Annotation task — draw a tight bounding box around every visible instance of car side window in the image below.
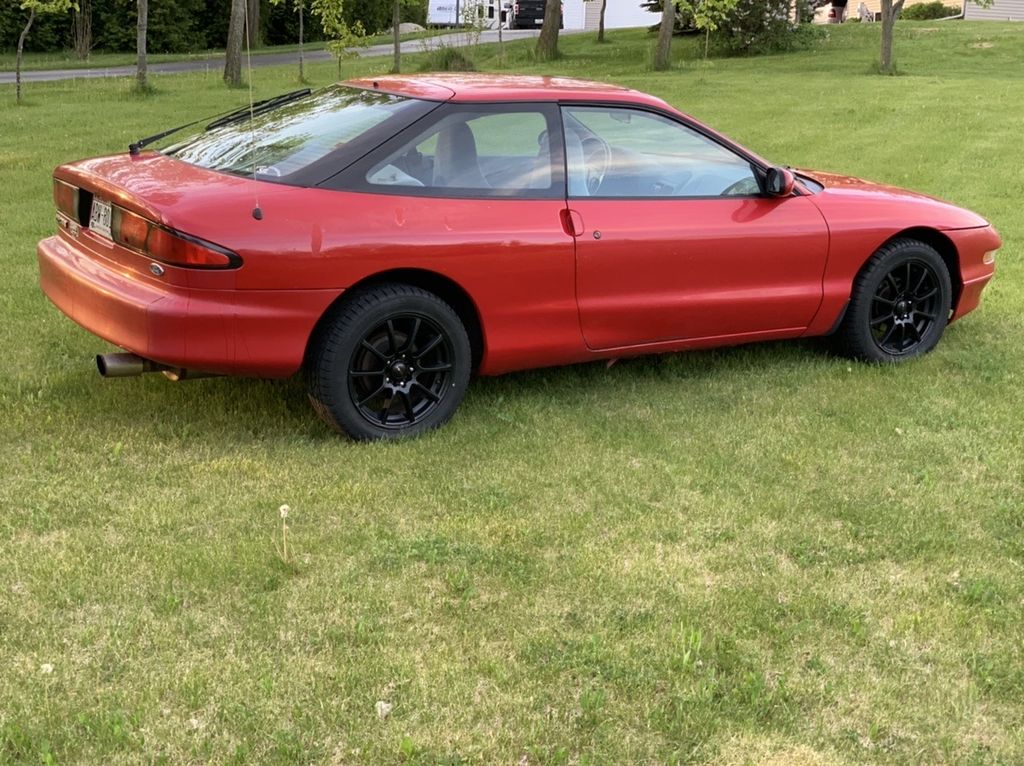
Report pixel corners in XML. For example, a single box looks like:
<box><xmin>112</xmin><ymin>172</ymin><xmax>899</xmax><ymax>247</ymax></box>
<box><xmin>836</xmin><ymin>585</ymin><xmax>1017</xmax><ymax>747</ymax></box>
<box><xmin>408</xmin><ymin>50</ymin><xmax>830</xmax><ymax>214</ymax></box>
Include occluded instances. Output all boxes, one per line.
<box><xmin>365</xmin><ymin>109</ymin><xmax>555</xmax><ymax>196</ymax></box>
<box><xmin>561</xmin><ymin>106</ymin><xmax>760</xmax><ymax>199</ymax></box>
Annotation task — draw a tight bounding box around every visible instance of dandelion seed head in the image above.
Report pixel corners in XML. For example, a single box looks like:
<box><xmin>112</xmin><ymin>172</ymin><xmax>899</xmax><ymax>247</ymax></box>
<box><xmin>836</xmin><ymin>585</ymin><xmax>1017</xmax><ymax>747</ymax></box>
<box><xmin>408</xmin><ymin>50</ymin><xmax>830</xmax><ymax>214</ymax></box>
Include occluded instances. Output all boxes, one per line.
<box><xmin>279</xmin><ymin>504</ymin><xmax>290</xmax><ymax>519</ymax></box>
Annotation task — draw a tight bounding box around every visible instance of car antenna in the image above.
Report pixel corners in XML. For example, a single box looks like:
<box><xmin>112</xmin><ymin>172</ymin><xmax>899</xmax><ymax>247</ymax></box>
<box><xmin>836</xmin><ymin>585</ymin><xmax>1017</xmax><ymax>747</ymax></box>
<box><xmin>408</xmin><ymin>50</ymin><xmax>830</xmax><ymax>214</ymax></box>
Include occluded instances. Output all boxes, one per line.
<box><xmin>244</xmin><ymin>14</ymin><xmax>263</xmax><ymax>221</ymax></box>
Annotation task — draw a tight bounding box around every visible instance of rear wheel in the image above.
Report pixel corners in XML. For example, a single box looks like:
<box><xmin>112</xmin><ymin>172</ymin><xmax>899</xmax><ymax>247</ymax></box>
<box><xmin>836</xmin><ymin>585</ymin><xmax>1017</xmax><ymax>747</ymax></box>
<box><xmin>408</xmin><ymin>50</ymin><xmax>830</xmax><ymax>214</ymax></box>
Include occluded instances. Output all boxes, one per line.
<box><xmin>834</xmin><ymin>238</ymin><xmax>952</xmax><ymax>362</ymax></box>
<box><xmin>307</xmin><ymin>284</ymin><xmax>471</xmax><ymax>440</ymax></box>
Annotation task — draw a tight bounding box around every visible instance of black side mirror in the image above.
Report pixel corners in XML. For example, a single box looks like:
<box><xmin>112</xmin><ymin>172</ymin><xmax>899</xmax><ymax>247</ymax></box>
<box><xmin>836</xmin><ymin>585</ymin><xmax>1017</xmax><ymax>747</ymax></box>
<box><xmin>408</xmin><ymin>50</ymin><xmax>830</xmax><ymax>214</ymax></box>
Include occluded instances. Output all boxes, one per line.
<box><xmin>765</xmin><ymin>166</ymin><xmax>795</xmax><ymax>197</ymax></box>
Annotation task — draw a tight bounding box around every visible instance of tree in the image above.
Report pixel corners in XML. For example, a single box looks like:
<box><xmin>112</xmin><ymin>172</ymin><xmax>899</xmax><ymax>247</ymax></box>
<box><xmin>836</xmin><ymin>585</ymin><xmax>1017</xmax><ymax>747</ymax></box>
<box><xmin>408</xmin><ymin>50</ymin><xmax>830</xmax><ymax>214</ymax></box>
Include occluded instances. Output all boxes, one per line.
<box><xmin>877</xmin><ymin>0</ymin><xmax>904</xmax><ymax>74</ymax></box>
<box><xmin>136</xmin><ymin>0</ymin><xmax>148</xmax><ymax>90</ymax></box>
<box><xmin>247</xmin><ymin>0</ymin><xmax>262</xmax><ymax>47</ymax></box>
<box><xmin>535</xmin><ymin>0</ymin><xmax>560</xmax><ymax>61</ymax></box>
<box><xmin>652</xmin><ymin>0</ymin><xmax>674</xmax><ymax>70</ymax></box>
<box><xmin>270</xmin><ymin>0</ymin><xmax>310</xmax><ymax>81</ymax></box>
<box><xmin>597</xmin><ymin>0</ymin><xmax>607</xmax><ymax>43</ymax></box>
<box><xmin>310</xmin><ymin>0</ymin><xmax>365</xmax><ymax>79</ymax></box>
<box><xmin>14</xmin><ymin>0</ymin><xmax>76</xmax><ymax>104</ymax></box>
<box><xmin>689</xmin><ymin>0</ymin><xmax>738</xmax><ymax>62</ymax></box>
<box><xmin>73</xmin><ymin>0</ymin><xmax>91</xmax><ymax>60</ymax></box>
<box><xmin>391</xmin><ymin>0</ymin><xmax>400</xmax><ymax>73</ymax></box>
<box><xmin>224</xmin><ymin>0</ymin><xmax>247</xmax><ymax>86</ymax></box>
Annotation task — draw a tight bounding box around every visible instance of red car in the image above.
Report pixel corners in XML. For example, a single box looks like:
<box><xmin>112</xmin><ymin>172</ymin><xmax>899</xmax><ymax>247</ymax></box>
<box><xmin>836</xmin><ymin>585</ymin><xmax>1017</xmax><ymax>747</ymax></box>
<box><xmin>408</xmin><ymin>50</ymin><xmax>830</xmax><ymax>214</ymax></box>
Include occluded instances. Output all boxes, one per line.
<box><xmin>38</xmin><ymin>75</ymin><xmax>1000</xmax><ymax>440</ymax></box>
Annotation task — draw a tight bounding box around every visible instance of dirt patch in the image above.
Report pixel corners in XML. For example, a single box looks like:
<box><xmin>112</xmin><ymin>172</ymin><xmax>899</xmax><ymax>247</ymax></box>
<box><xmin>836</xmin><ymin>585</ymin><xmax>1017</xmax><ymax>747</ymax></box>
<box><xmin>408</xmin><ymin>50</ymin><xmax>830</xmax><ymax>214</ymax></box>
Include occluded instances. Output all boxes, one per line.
<box><xmin>970</xmin><ymin>42</ymin><xmax>995</xmax><ymax>49</ymax></box>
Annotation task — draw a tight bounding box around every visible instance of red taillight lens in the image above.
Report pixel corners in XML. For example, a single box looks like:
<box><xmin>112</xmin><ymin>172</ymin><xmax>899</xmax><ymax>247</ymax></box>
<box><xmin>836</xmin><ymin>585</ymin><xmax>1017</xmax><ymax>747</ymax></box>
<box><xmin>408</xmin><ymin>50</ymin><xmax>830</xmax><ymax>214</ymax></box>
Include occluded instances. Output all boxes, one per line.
<box><xmin>146</xmin><ymin>225</ymin><xmax>238</xmax><ymax>268</ymax></box>
<box><xmin>110</xmin><ymin>205</ymin><xmax>239</xmax><ymax>269</ymax></box>
<box><xmin>113</xmin><ymin>208</ymin><xmax>150</xmax><ymax>251</ymax></box>
<box><xmin>54</xmin><ymin>179</ymin><xmax>79</xmax><ymax>222</ymax></box>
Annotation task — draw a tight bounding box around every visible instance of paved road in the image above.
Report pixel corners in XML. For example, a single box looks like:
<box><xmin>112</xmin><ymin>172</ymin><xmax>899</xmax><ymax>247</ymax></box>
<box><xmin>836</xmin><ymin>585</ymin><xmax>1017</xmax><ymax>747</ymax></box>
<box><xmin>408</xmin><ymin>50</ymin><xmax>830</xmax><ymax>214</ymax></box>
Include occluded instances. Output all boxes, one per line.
<box><xmin>0</xmin><ymin>29</ymin><xmax>545</xmax><ymax>85</ymax></box>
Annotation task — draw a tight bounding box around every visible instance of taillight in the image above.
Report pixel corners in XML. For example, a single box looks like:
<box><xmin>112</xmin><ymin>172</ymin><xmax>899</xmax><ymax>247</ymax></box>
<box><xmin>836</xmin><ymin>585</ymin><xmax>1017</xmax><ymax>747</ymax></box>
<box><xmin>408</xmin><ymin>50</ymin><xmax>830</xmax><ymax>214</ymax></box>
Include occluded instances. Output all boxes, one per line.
<box><xmin>54</xmin><ymin>179</ymin><xmax>80</xmax><ymax>222</ymax></box>
<box><xmin>111</xmin><ymin>206</ymin><xmax>240</xmax><ymax>270</ymax></box>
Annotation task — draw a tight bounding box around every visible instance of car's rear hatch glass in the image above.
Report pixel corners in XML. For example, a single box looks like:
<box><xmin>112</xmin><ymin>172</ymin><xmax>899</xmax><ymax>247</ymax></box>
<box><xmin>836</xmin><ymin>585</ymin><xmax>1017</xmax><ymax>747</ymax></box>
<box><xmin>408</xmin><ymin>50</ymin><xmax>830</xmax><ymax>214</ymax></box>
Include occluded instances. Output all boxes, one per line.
<box><xmin>160</xmin><ymin>86</ymin><xmax>431</xmax><ymax>183</ymax></box>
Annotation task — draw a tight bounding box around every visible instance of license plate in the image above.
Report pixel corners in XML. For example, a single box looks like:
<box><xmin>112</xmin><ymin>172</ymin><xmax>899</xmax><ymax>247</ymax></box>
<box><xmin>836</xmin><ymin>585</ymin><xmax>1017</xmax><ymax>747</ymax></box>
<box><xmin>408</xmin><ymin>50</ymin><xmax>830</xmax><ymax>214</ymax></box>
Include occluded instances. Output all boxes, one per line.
<box><xmin>534</xmin><ymin>18</ymin><xmax>542</xmax><ymax>23</ymax></box>
<box><xmin>89</xmin><ymin>198</ymin><xmax>112</xmax><ymax>239</ymax></box>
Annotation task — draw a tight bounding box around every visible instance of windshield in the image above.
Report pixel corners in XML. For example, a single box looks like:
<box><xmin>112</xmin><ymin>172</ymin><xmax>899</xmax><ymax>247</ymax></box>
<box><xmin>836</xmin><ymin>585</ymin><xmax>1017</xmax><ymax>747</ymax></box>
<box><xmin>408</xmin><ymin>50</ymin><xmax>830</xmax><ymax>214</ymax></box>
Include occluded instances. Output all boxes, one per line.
<box><xmin>161</xmin><ymin>86</ymin><xmax>420</xmax><ymax>180</ymax></box>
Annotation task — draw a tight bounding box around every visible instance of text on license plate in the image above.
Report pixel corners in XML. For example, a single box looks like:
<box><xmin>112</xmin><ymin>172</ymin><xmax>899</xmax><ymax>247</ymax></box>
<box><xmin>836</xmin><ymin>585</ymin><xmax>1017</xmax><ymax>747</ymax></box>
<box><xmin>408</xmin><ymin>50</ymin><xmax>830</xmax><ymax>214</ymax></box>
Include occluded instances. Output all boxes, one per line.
<box><xmin>89</xmin><ymin>199</ymin><xmax>112</xmax><ymax>239</ymax></box>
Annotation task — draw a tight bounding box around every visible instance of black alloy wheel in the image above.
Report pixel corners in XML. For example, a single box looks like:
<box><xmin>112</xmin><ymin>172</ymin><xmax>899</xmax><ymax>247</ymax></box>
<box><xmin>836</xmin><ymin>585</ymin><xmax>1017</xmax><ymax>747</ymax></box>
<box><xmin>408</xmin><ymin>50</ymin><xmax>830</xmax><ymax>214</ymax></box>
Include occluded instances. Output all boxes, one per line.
<box><xmin>868</xmin><ymin>258</ymin><xmax>942</xmax><ymax>356</ymax></box>
<box><xmin>307</xmin><ymin>284</ymin><xmax>471</xmax><ymax>440</ymax></box>
<box><xmin>835</xmin><ymin>238</ymin><xmax>953</xmax><ymax>363</ymax></box>
<box><xmin>348</xmin><ymin>313</ymin><xmax>454</xmax><ymax>429</ymax></box>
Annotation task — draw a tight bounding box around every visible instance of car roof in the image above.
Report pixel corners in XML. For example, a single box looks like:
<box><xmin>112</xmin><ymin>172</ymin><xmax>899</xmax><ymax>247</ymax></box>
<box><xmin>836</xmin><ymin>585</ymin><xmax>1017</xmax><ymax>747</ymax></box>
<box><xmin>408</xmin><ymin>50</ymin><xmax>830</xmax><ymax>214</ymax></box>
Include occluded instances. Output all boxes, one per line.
<box><xmin>344</xmin><ymin>74</ymin><xmax>669</xmax><ymax>108</ymax></box>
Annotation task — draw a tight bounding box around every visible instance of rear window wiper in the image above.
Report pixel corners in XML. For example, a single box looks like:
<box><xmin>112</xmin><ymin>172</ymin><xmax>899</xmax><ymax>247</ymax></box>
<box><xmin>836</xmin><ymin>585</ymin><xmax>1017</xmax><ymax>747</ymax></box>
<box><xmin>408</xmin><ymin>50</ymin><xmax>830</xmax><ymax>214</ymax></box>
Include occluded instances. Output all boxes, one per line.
<box><xmin>127</xmin><ymin>88</ymin><xmax>312</xmax><ymax>156</ymax></box>
<box><xmin>205</xmin><ymin>88</ymin><xmax>312</xmax><ymax>131</ymax></box>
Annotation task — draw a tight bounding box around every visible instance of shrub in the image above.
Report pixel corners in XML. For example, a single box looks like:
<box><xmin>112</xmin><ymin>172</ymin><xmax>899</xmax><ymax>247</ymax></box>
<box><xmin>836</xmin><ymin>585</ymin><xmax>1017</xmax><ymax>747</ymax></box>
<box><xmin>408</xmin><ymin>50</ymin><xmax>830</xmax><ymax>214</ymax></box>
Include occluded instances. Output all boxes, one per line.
<box><xmin>901</xmin><ymin>1</ymin><xmax>960</xmax><ymax>19</ymax></box>
<box><xmin>419</xmin><ymin>45</ymin><xmax>476</xmax><ymax>72</ymax></box>
<box><xmin>714</xmin><ymin>0</ymin><xmax>825</xmax><ymax>54</ymax></box>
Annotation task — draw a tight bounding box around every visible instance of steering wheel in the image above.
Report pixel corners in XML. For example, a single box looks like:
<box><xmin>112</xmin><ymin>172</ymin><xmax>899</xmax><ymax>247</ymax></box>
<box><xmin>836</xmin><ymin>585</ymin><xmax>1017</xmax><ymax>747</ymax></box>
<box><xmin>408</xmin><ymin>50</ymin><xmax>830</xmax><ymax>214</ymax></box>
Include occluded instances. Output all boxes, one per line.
<box><xmin>721</xmin><ymin>176</ymin><xmax>760</xmax><ymax>196</ymax></box>
<box><xmin>581</xmin><ymin>136</ymin><xmax>611</xmax><ymax>195</ymax></box>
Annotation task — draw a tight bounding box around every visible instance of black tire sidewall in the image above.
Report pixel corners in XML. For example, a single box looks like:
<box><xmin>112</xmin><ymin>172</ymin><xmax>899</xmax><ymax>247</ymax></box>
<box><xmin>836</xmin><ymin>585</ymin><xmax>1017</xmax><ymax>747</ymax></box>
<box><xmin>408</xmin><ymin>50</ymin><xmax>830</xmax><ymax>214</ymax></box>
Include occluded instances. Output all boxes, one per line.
<box><xmin>844</xmin><ymin>240</ymin><xmax>952</xmax><ymax>363</ymax></box>
<box><xmin>310</xmin><ymin>287</ymin><xmax>471</xmax><ymax>440</ymax></box>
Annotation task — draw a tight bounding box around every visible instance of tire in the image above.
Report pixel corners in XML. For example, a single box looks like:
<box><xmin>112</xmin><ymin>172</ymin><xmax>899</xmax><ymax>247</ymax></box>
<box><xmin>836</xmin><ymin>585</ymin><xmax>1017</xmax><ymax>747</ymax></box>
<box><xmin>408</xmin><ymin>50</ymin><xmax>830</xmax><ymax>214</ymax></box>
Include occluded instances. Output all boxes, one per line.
<box><xmin>834</xmin><ymin>238</ymin><xmax>953</xmax><ymax>363</ymax></box>
<box><xmin>307</xmin><ymin>284</ymin><xmax>472</xmax><ymax>440</ymax></box>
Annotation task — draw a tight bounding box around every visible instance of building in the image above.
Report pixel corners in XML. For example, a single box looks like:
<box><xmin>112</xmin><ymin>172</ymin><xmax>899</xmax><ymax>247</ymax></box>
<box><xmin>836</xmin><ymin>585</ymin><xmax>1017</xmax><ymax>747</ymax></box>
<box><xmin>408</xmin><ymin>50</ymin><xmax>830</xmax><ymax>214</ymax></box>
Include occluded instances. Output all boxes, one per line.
<box><xmin>564</xmin><ymin>0</ymin><xmax>660</xmax><ymax>31</ymax></box>
<box><xmin>965</xmin><ymin>0</ymin><xmax>1024</xmax><ymax>19</ymax></box>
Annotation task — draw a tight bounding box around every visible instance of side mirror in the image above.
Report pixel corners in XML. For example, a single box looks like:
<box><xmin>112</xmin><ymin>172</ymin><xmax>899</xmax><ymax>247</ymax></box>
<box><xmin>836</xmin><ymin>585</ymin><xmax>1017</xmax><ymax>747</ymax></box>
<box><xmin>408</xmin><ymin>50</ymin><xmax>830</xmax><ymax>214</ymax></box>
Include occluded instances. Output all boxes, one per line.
<box><xmin>765</xmin><ymin>166</ymin><xmax>795</xmax><ymax>197</ymax></box>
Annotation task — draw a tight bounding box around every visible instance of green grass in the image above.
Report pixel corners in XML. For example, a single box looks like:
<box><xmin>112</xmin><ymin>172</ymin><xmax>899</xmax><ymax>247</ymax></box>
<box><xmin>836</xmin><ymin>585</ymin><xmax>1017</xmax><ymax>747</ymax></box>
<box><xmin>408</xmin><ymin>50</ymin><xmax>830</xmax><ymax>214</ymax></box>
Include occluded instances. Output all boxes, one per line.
<box><xmin>2</xmin><ymin>22</ymin><xmax>1023</xmax><ymax>765</ymax></box>
<box><xmin>0</xmin><ymin>30</ymin><xmax>438</xmax><ymax>72</ymax></box>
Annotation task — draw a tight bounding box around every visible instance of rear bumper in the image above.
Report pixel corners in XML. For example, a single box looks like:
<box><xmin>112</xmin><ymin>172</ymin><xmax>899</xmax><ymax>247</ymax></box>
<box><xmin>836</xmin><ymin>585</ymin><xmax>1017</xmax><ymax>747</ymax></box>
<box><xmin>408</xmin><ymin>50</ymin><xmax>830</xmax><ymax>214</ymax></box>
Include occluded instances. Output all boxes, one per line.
<box><xmin>38</xmin><ymin>235</ymin><xmax>340</xmax><ymax>377</ymax></box>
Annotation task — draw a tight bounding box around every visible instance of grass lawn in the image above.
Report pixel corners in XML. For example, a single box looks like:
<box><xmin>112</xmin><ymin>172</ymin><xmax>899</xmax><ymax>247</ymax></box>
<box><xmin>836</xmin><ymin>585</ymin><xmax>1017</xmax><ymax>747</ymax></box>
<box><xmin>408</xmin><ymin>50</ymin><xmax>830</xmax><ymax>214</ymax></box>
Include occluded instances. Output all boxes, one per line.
<box><xmin>0</xmin><ymin>30</ymin><xmax>441</xmax><ymax>72</ymax></box>
<box><xmin>2</xmin><ymin>21</ymin><xmax>1023</xmax><ymax>765</ymax></box>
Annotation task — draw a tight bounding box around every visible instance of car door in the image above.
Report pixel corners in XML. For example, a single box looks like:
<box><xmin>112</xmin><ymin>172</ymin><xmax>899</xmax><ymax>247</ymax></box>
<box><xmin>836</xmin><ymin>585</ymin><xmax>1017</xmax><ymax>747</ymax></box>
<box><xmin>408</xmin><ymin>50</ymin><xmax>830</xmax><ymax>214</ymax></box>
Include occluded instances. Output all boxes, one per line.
<box><xmin>561</xmin><ymin>104</ymin><xmax>830</xmax><ymax>351</ymax></box>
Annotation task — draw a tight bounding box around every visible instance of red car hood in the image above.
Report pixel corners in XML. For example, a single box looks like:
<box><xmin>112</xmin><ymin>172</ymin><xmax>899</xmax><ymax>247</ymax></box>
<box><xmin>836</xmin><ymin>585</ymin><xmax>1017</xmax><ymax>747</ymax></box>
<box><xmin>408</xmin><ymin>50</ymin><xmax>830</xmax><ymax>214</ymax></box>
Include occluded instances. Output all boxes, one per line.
<box><xmin>795</xmin><ymin>168</ymin><xmax>990</xmax><ymax>230</ymax></box>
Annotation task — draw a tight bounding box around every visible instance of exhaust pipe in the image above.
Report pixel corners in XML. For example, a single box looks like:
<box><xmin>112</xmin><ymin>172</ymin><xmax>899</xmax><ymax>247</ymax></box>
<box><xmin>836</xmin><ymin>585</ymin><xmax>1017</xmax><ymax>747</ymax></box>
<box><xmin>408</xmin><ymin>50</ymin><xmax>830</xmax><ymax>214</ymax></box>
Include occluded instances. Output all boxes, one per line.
<box><xmin>96</xmin><ymin>352</ymin><xmax>164</xmax><ymax>378</ymax></box>
<box><xmin>96</xmin><ymin>352</ymin><xmax>218</xmax><ymax>381</ymax></box>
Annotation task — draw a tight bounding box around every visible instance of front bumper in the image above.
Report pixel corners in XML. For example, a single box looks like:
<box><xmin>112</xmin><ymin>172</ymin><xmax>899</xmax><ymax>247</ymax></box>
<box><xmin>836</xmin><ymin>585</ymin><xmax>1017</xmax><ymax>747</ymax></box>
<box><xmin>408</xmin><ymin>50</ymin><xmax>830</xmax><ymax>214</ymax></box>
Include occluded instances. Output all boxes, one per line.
<box><xmin>38</xmin><ymin>234</ymin><xmax>340</xmax><ymax>378</ymax></box>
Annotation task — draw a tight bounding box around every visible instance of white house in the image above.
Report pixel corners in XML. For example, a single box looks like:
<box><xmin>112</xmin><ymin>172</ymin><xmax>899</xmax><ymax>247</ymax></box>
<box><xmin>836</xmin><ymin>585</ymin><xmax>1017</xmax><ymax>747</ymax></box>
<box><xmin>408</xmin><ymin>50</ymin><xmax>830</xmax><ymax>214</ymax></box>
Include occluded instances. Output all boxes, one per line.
<box><xmin>964</xmin><ymin>0</ymin><xmax>1024</xmax><ymax>19</ymax></box>
<box><xmin>564</xmin><ymin>0</ymin><xmax>660</xmax><ymax>31</ymax></box>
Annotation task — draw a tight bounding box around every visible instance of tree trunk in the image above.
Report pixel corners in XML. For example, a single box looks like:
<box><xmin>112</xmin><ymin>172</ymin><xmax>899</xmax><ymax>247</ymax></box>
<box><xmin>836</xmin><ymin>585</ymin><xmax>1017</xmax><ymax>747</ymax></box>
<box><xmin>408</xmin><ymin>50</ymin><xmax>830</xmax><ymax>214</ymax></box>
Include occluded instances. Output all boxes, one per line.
<box><xmin>137</xmin><ymin>0</ymin><xmax>148</xmax><ymax>90</ymax></box>
<box><xmin>247</xmin><ymin>0</ymin><xmax>262</xmax><ymax>48</ymax></box>
<box><xmin>392</xmin><ymin>0</ymin><xmax>401</xmax><ymax>73</ymax></box>
<box><xmin>74</xmin><ymin>0</ymin><xmax>93</xmax><ymax>60</ymax></box>
<box><xmin>298</xmin><ymin>3</ymin><xmax>304</xmax><ymax>82</ymax></box>
<box><xmin>535</xmin><ymin>0</ymin><xmax>561</xmax><ymax>61</ymax></box>
<box><xmin>597</xmin><ymin>0</ymin><xmax>607</xmax><ymax>42</ymax></box>
<box><xmin>16</xmin><ymin>8</ymin><xmax>35</xmax><ymax>105</ymax></box>
<box><xmin>879</xmin><ymin>0</ymin><xmax>904</xmax><ymax>74</ymax></box>
<box><xmin>653</xmin><ymin>0</ymin><xmax>674</xmax><ymax>70</ymax></box>
<box><xmin>225</xmin><ymin>0</ymin><xmax>246</xmax><ymax>86</ymax></box>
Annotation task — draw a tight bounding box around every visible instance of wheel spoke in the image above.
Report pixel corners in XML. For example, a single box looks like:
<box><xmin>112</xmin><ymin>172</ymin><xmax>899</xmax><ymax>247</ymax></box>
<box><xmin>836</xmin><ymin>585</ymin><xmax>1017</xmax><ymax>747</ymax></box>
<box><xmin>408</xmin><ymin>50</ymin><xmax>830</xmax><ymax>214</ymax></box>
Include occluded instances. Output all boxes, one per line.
<box><xmin>349</xmin><ymin>368</ymin><xmax>385</xmax><ymax>377</ymax></box>
<box><xmin>879</xmin><ymin>323</ymin><xmax>898</xmax><ymax>347</ymax></box>
<box><xmin>413</xmin><ymin>381</ymin><xmax>440</xmax><ymax>403</ymax></box>
<box><xmin>357</xmin><ymin>383</ymin><xmax>386</xmax><ymax>407</ymax></box>
<box><xmin>404</xmin><ymin>317</ymin><xmax>421</xmax><ymax>354</ymax></box>
<box><xmin>385</xmin><ymin>320</ymin><xmax>398</xmax><ymax>355</ymax></box>
<box><xmin>885</xmin><ymin>273</ymin><xmax>900</xmax><ymax>294</ymax></box>
<box><xmin>417</xmin><ymin>363</ymin><xmax>453</xmax><ymax>374</ymax></box>
<box><xmin>413</xmin><ymin>334</ymin><xmax>443</xmax><ymax>360</ymax></box>
<box><xmin>907</xmin><ymin>323</ymin><xmax>922</xmax><ymax>344</ymax></box>
<box><xmin>905</xmin><ymin>261</ymin><xmax>913</xmax><ymax>291</ymax></box>
<box><xmin>378</xmin><ymin>395</ymin><xmax>393</xmax><ymax>424</ymax></box>
<box><xmin>911</xmin><ymin>265</ymin><xmax>928</xmax><ymax>295</ymax></box>
<box><xmin>915</xmin><ymin>309</ymin><xmax>938</xmax><ymax>320</ymax></box>
<box><xmin>915</xmin><ymin>287</ymin><xmax>938</xmax><ymax>301</ymax></box>
<box><xmin>360</xmin><ymin>340</ymin><xmax>388</xmax><ymax>362</ymax></box>
<box><xmin>400</xmin><ymin>392</ymin><xmax>416</xmax><ymax>423</ymax></box>
<box><xmin>873</xmin><ymin>295</ymin><xmax>897</xmax><ymax>307</ymax></box>
<box><xmin>870</xmin><ymin>315</ymin><xmax>891</xmax><ymax>327</ymax></box>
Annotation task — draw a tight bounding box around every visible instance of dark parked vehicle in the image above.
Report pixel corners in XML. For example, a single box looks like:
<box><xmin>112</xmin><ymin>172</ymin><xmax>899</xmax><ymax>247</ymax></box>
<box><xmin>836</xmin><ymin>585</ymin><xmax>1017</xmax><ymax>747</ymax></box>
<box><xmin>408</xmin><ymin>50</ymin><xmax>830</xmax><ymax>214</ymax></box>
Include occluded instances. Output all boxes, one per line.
<box><xmin>510</xmin><ymin>0</ymin><xmax>562</xmax><ymax>29</ymax></box>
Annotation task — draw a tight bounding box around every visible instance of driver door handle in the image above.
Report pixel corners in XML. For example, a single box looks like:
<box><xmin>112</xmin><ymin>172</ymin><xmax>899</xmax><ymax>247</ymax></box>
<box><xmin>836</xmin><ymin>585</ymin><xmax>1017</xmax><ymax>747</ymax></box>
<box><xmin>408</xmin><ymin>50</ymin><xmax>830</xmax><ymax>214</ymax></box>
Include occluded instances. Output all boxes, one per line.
<box><xmin>560</xmin><ymin>209</ymin><xmax>585</xmax><ymax>238</ymax></box>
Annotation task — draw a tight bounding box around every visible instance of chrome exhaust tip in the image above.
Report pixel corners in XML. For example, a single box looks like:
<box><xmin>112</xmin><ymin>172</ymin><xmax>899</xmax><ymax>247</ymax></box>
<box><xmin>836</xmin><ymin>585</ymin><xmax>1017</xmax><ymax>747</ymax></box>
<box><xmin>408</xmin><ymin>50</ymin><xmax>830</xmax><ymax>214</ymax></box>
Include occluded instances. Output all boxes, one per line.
<box><xmin>96</xmin><ymin>353</ymin><xmax>159</xmax><ymax>378</ymax></box>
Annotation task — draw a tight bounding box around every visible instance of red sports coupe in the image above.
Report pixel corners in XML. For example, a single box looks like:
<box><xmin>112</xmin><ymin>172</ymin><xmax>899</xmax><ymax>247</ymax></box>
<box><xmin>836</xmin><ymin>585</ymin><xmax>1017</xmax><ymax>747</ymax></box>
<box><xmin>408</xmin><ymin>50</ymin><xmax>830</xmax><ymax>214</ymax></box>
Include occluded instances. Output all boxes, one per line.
<box><xmin>38</xmin><ymin>75</ymin><xmax>1001</xmax><ymax>440</ymax></box>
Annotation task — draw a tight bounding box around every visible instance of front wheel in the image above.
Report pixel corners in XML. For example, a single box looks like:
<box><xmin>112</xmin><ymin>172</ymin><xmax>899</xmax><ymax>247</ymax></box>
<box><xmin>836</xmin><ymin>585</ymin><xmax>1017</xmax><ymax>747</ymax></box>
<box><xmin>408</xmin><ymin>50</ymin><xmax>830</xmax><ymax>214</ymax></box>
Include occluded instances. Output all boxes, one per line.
<box><xmin>834</xmin><ymin>238</ymin><xmax>953</xmax><ymax>363</ymax></box>
<box><xmin>307</xmin><ymin>284</ymin><xmax>471</xmax><ymax>440</ymax></box>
